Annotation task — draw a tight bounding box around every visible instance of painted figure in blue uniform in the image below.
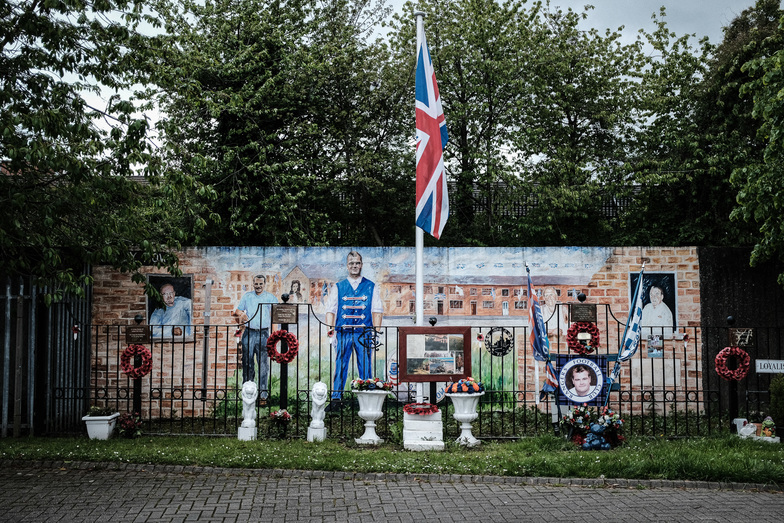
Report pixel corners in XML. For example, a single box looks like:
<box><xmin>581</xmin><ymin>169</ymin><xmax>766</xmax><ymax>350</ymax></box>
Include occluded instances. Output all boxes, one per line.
<box><xmin>150</xmin><ymin>283</ymin><xmax>192</xmax><ymax>338</ymax></box>
<box><xmin>234</xmin><ymin>275</ymin><xmax>277</xmax><ymax>405</ymax></box>
<box><xmin>325</xmin><ymin>251</ymin><xmax>384</xmax><ymax>400</ymax></box>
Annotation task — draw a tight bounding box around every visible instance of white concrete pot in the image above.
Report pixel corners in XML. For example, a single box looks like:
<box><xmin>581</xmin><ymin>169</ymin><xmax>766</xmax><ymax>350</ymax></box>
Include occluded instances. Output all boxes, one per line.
<box><xmin>446</xmin><ymin>392</ymin><xmax>484</xmax><ymax>446</ymax></box>
<box><xmin>354</xmin><ymin>390</ymin><xmax>388</xmax><ymax>444</ymax></box>
<box><xmin>82</xmin><ymin>413</ymin><xmax>120</xmax><ymax>440</ymax></box>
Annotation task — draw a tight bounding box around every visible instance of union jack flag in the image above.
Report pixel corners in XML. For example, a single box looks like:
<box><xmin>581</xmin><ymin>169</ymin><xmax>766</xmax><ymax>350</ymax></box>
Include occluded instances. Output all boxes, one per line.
<box><xmin>415</xmin><ymin>23</ymin><xmax>449</xmax><ymax>239</ymax></box>
<box><xmin>527</xmin><ymin>267</ymin><xmax>558</xmax><ymax>399</ymax></box>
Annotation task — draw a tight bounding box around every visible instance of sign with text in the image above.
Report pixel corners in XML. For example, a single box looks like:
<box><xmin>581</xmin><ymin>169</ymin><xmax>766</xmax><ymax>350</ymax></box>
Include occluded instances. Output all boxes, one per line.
<box><xmin>570</xmin><ymin>303</ymin><xmax>597</xmax><ymax>323</ymax></box>
<box><xmin>272</xmin><ymin>304</ymin><xmax>298</xmax><ymax>325</ymax></box>
<box><xmin>756</xmin><ymin>359</ymin><xmax>784</xmax><ymax>374</ymax></box>
<box><xmin>125</xmin><ymin>326</ymin><xmax>151</xmax><ymax>344</ymax></box>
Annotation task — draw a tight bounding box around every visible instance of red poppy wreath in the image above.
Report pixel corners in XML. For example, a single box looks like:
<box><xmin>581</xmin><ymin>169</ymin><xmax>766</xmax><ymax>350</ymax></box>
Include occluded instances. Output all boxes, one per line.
<box><xmin>266</xmin><ymin>330</ymin><xmax>299</xmax><ymax>364</ymax></box>
<box><xmin>715</xmin><ymin>346</ymin><xmax>750</xmax><ymax>381</ymax></box>
<box><xmin>567</xmin><ymin>322</ymin><xmax>600</xmax><ymax>355</ymax></box>
<box><xmin>120</xmin><ymin>344</ymin><xmax>153</xmax><ymax>379</ymax></box>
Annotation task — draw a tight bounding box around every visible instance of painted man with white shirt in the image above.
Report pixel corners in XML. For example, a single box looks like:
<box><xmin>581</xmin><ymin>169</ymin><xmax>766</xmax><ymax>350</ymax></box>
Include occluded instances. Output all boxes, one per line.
<box><xmin>325</xmin><ymin>251</ymin><xmax>383</xmax><ymax>400</ymax></box>
<box><xmin>640</xmin><ymin>285</ymin><xmax>674</xmax><ymax>336</ymax></box>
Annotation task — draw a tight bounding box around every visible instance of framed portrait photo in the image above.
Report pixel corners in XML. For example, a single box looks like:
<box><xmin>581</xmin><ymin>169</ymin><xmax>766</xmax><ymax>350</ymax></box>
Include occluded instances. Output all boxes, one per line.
<box><xmin>630</xmin><ymin>271</ymin><xmax>677</xmax><ymax>338</ymax></box>
<box><xmin>147</xmin><ymin>274</ymin><xmax>194</xmax><ymax>339</ymax></box>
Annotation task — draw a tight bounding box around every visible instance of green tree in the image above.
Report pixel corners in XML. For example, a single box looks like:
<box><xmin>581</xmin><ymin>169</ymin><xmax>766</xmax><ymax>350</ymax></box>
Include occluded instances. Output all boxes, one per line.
<box><xmin>148</xmin><ymin>0</ymin><xmax>409</xmax><ymax>246</ymax></box>
<box><xmin>732</xmin><ymin>7</ymin><xmax>784</xmax><ymax>283</ymax></box>
<box><xmin>512</xmin><ymin>3</ymin><xmax>647</xmax><ymax>245</ymax></box>
<box><xmin>0</xmin><ymin>0</ymin><xmax>202</xmax><ymax>301</ymax></box>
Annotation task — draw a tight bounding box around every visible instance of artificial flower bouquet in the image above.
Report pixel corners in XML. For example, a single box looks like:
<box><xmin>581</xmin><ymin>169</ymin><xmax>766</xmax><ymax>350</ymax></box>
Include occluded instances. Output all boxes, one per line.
<box><xmin>270</xmin><ymin>409</ymin><xmax>292</xmax><ymax>422</ymax></box>
<box><xmin>562</xmin><ymin>404</ymin><xmax>624</xmax><ymax>448</ymax></box>
<box><xmin>350</xmin><ymin>378</ymin><xmax>394</xmax><ymax>391</ymax></box>
<box><xmin>445</xmin><ymin>377</ymin><xmax>485</xmax><ymax>394</ymax></box>
<box><xmin>117</xmin><ymin>412</ymin><xmax>143</xmax><ymax>438</ymax></box>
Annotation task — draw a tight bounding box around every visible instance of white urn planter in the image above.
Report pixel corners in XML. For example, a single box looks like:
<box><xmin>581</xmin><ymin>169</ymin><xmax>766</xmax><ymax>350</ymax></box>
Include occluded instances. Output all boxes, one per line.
<box><xmin>354</xmin><ymin>390</ymin><xmax>388</xmax><ymax>445</ymax></box>
<box><xmin>446</xmin><ymin>392</ymin><xmax>484</xmax><ymax>446</ymax></box>
<box><xmin>82</xmin><ymin>412</ymin><xmax>120</xmax><ymax>440</ymax></box>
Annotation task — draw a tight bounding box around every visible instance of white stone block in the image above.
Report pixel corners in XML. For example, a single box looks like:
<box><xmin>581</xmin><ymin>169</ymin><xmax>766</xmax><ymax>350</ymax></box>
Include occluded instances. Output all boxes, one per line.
<box><xmin>237</xmin><ymin>426</ymin><xmax>257</xmax><ymax>441</ymax></box>
<box><xmin>307</xmin><ymin>427</ymin><xmax>327</xmax><ymax>442</ymax></box>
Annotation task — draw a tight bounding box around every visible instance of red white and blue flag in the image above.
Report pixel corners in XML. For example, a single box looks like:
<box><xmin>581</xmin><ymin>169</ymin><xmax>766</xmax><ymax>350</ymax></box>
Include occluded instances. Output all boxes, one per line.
<box><xmin>608</xmin><ymin>266</ymin><xmax>646</xmax><ymax>387</ymax></box>
<box><xmin>415</xmin><ymin>23</ymin><xmax>449</xmax><ymax>239</ymax></box>
<box><xmin>527</xmin><ymin>267</ymin><xmax>558</xmax><ymax>399</ymax></box>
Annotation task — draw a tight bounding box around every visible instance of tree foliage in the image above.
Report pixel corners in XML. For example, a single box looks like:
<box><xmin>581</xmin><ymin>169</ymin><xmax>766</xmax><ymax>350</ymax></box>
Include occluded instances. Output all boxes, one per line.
<box><xmin>0</xmin><ymin>0</ymin><xmax>209</xmax><ymax>301</ymax></box>
<box><xmin>147</xmin><ymin>0</ymin><xmax>409</xmax><ymax>246</ymax></box>
<box><xmin>732</xmin><ymin>4</ymin><xmax>784</xmax><ymax>283</ymax></box>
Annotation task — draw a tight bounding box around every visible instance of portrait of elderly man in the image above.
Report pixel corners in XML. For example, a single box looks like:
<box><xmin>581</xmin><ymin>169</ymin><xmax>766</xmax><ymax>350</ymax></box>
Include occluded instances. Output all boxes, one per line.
<box><xmin>149</xmin><ymin>281</ymin><xmax>193</xmax><ymax>338</ymax></box>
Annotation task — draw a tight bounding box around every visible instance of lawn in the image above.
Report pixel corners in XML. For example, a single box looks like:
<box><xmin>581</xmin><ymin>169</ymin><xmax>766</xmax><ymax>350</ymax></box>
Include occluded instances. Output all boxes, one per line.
<box><xmin>1</xmin><ymin>435</ymin><xmax>782</xmax><ymax>487</ymax></box>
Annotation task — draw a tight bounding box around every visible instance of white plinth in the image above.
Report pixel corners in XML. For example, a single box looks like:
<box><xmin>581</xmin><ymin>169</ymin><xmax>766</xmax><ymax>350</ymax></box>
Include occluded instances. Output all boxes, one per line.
<box><xmin>237</xmin><ymin>426</ymin><xmax>257</xmax><ymax>441</ymax></box>
<box><xmin>307</xmin><ymin>426</ymin><xmax>327</xmax><ymax>442</ymax></box>
<box><xmin>403</xmin><ymin>411</ymin><xmax>444</xmax><ymax>451</ymax></box>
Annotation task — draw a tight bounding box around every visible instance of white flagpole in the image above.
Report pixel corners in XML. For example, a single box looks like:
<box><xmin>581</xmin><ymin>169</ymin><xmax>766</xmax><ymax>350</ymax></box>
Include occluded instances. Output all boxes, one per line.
<box><xmin>414</xmin><ymin>10</ymin><xmax>426</xmax><ymax>404</ymax></box>
<box><xmin>414</xmin><ymin>10</ymin><xmax>425</xmax><ymax>329</ymax></box>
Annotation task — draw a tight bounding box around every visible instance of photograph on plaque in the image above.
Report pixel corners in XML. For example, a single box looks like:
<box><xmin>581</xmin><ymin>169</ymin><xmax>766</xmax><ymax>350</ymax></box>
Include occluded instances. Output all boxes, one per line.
<box><xmin>398</xmin><ymin>326</ymin><xmax>471</xmax><ymax>383</ymax></box>
<box><xmin>647</xmin><ymin>334</ymin><xmax>664</xmax><ymax>358</ymax></box>
<box><xmin>147</xmin><ymin>274</ymin><xmax>194</xmax><ymax>339</ymax></box>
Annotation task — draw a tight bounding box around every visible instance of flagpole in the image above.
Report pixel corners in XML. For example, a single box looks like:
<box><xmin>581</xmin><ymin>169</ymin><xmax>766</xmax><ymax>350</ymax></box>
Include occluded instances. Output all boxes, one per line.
<box><xmin>414</xmin><ymin>10</ymin><xmax>425</xmax><ymax>328</ymax></box>
<box><xmin>604</xmin><ymin>262</ymin><xmax>645</xmax><ymax>407</ymax></box>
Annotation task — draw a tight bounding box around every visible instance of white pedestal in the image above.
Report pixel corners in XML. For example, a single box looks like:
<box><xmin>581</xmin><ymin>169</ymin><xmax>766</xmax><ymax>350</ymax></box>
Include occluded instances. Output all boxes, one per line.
<box><xmin>307</xmin><ymin>427</ymin><xmax>327</xmax><ymax>442</ymax></box>
<box><xmin>237</xmin><ymin>426</ymin><xmax>257</xmax><ymax>441</ymax></box>
<box><xmin>403</xmin><ymin>411</ymin><xmax>444</xmax><ymax>451</ymax></box>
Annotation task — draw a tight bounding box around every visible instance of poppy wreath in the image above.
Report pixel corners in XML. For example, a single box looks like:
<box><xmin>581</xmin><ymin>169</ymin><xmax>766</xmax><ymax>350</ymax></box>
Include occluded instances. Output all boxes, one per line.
<box><xmin>120</xmin><ymin>344</ymin><xmax>153</xmax><ymax>379</ymax></box>
<box><xmin>403</xmin><ymin>402</ymin><xmax>439</xmax><ymax>416</ymax></box>
<box><xmin>266</xmin><ymin>330</ymin><xmax>299</xmax><ymax>364</ymax></box>
<box><xmin>715</xmin><ymin>346</ymin><xmax>751</xmax><ymax>381</ymax></box>
<box><xmin>567</xmin><ymin>322</ymin><xmax>600</xmax><ymax>355</ymax></box>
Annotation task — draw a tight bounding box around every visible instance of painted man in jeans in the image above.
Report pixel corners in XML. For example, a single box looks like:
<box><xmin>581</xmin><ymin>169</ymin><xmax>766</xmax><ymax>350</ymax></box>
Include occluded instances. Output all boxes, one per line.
<box><xmin>234</xmin><ymin>275</ymin><xmax>277</xmax><ymax>405</ymax></box>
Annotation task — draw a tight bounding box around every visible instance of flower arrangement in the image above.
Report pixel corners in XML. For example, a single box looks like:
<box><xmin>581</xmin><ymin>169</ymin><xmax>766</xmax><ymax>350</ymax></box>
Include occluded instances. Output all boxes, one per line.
<box><xmin>270</xmin><ymin>409</ymin><xmax>292</xmax><ymax>422</ymax></box>
<box><xmin>117</xmin><ymin>412</ymin><xmax>143</xmax><ymax>438</ymax></box>
<box><xmin>715</xmin><ymin>346</ymin><xmax>751</xmax><ymax>381</ymax></box>
<box><xmin>403</xmin><ymin>402</ymin><xmax>439</xmax><ymax>416</ymax></box>
<box><xmin>350</xmin><ymin>378</ymin><xmax>394</xmax><ymax>391</ymax></box>
<box><xmin>561</xmin><ymin>404</ymin><xmax>624</xmax><ymax>448</ymax></box>
<box><xmin>445</xmin><ymin>377</ymin><xmax>484</xmax><ymax>394</ymax></box>
<box><xmin>86</xmin><ymin>405</ymin><xmax>115</xmax><ymax>417</ymax></box>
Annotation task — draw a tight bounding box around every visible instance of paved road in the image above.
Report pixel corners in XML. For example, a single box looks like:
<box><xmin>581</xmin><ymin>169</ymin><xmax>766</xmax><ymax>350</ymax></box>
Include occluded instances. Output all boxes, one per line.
<box><xmin>0</xmin><ymin>461</ymin><xmax>782</xmax><ymax>522</ymax></box>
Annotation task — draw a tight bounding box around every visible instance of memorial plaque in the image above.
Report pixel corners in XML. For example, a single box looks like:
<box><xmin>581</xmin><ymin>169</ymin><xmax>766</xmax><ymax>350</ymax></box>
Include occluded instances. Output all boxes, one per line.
<box><xmin>570</xmin><ymin>303</ymin><xmax>597</xmax><ymax>323</ymax></box>
<box><xmin>125</xmin><ymin>325</ymin><xmax>151</xmax><ymax>344</ymax></box>
<box><xmin>729</xmin><ymin>328</ymin><xmax>754</xmax><ymax>348</ymax></box>
<box><xmin>273</xmin><ymin>304</ymin><xmax>298</xmax><ymax>325</ymax></box>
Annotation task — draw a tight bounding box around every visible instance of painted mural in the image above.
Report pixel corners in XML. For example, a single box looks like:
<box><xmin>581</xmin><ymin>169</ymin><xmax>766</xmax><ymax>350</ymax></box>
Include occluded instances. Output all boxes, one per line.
<box><xmin>198</xmin><ymin>246</ymin><xmax>617</xmax><ymax>327</ymax></box>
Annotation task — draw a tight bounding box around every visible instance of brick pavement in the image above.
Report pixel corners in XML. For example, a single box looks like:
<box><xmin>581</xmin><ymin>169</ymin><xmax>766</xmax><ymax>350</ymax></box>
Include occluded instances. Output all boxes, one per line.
<box><xmin>0</xmin><ymin>460</ymin><xmax>781</xmax><ymax>522</ymax></box>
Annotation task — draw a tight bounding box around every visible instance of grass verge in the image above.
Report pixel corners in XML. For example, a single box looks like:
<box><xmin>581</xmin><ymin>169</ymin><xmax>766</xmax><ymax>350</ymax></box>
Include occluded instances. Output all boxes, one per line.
<box><xmin>1</xmin><ymin>435</ymin><xmax>782</xmax><ymax>486</ymax></box>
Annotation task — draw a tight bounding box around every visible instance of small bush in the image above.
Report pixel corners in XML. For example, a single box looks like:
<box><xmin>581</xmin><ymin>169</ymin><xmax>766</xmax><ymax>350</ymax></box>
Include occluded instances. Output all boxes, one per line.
<box><xmin>769</xmin><ymin>374</ymin><xmax>784</xmax><ymax>429</ymax></box>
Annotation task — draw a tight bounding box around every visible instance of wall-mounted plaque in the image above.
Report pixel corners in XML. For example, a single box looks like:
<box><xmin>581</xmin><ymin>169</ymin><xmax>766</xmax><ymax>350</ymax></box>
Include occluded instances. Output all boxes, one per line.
<box><xmin>272</xmin><ymin>304</ymin><xmax>298</xmax><ymax>325</ymax></box>
<box><xmin>729</xmin><ymin>328</ymin><xmax>754</xmax><ymax>348</ymax></box>
<box><xmin>570</xmin><ymin>303</ymin><xmax>597</xmax><ymax>323</ymax></box>
<box><xmin>125</xmin><ymin>325</ymin><xmax>151</xmax><ymax>344</ymax></box>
